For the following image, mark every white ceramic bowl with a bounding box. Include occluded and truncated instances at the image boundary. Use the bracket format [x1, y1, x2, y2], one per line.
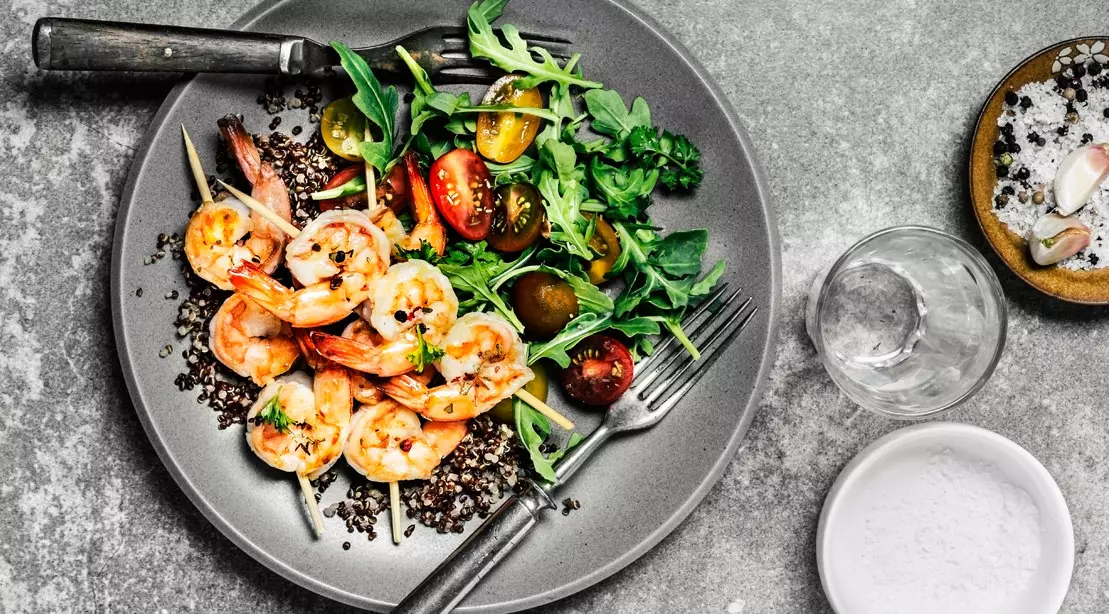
[817, 423, 1074, 614]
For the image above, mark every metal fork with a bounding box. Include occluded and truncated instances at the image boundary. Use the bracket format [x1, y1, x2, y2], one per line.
[392, 285, 758, 614]
[32, 18, 572, 82]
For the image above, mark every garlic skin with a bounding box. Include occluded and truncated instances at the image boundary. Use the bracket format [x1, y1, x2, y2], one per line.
[1027, 212, 1092, 265]
[1054, 143, 1109, 216]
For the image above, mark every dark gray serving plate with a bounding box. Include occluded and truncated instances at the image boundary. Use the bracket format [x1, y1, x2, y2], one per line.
[110, 0, 780, 610]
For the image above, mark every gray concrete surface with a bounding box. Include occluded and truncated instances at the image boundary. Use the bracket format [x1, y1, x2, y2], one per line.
[3, 0, 1108, 612]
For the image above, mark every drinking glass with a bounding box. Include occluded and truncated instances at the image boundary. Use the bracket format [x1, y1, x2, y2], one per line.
[806, 226, 1007, 418]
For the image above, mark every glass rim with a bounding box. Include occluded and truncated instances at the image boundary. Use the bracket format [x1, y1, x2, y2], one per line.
[811, 225, 1009, 419]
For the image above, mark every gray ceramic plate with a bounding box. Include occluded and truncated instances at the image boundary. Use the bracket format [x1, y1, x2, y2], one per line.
[111, 0, 781, 610]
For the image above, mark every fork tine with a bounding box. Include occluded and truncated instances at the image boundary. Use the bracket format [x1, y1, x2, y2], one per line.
[438, 27, 573, 48]
[641, 297, 756, 407]
[632, 284, 730, 380]
[632, 298, 730, 394]
[651, 305, 759, 414]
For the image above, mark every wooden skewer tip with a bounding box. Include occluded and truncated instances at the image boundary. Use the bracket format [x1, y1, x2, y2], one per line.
[515, 388, 574, 430]
[180, 124, 213, 204]
[215, 179, 301, 238]
[297, 472, 325, 538]
[389, 481, 403, 545]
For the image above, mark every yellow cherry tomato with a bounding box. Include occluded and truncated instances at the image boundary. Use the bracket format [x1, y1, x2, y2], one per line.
[488, 361, 549, 424]
[320, 97, 366, 161]
[476, 75, 544, 164]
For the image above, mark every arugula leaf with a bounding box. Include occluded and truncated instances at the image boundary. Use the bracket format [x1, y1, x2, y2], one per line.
[690, 260, 726, 297]
[406, 324, 445, 373]
[528, 312, 659, 367]
[514, 398, 583, 483]
[395, 240, 442, 264]
[492, 264, 613, 314]
[651, 229, 709, 277]
[588, 157, 658, 221]
[628, 126, 704, 191]
[330, 42, 399, 174]
[473, 0, 510, 22]
[538, 171, 594, 260]
[467, 2, 602, 90]
[582, 90, 651, 138]
[256, 395, 292, 433]
[439, 242, 526, 331]
[309, 174, 366, 200]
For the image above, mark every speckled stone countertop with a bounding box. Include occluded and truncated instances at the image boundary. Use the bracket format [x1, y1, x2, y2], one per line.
[3, 0, 1109, 612]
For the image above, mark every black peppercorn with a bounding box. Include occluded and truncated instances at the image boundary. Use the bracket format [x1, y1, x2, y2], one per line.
[1090, 62, 1103, 76]
[1103, 108, 1109, 119]
[994, 141, 1008, 155]
[1020, 95, 1033, 109]
[1005, 91, 1019, 105]
[342, 542, 351, 551]
[1015, 167, 1030, 181]
[1037, 137, 1047, 147]
[1002, 185, 1015, 195]
[1027, 132, 1040, 144]
[394, 310, 407, 322]
[1009, 142, 1021, 154]
[1077, 89, 1089, 103]
[997, 165, 1009, 178]
[1075, 64, 1087, 78]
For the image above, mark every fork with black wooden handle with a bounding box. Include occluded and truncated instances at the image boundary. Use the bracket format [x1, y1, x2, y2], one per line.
[392, 285, 758, 614]
[32, 18, 571, 82]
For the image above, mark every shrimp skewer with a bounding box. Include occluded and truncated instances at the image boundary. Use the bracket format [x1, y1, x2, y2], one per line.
[182, 120, 291, 290]
[373, 153, 448, 257]
[344, 398, 467, 542]
[310, 260, 459, 376]
[210, 293, 300, 385]
[246, 366, 353, 536]
[229, 209, 391, 327]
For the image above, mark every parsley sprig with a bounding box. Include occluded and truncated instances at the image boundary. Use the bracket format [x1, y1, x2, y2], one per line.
[406, 324, 445, 373]
[256, 395, 293, 433]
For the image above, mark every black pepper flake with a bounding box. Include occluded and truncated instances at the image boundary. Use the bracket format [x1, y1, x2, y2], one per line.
[997, 165, 1009, 178]
[404, 525, 415, 538]
[1015, 167, 1030, 181]
[1002, 185, 1015, 196]
[292, 126, 303, 136]
[311, 243, 322, 252]
[394, 310, 407, 322]
[1027, 132, 1040, 144]
[342, 542, 351, 551]
[1020, 95, 1033, 109]
[329, 277, 343, 291]
[1082, 133, 1094, 145]
[136, 288, 143, 297]
[1090, 62, 1104, 76]
[1091, 253, 1100, 266]
[993, 141, 1008, 155]
[1077, 89, 1089, 103]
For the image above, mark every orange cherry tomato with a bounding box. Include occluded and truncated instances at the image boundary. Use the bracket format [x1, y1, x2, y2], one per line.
[476, 75, 544, 164]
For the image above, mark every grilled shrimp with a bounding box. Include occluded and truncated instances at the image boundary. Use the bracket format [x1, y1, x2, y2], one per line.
[246, 365, 353, 479]
[210, 293, 300, 385]
[380, 312, 533, 421]
[344, 399, 467, 482]
[309, 260, 459, 377]
[229, 209, 391, 327]
[183, 116, 291, 289]
[370, 153, 449, 257]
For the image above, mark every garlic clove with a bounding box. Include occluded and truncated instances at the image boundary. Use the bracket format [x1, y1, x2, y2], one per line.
[1054, 143, 1109, 215]
[1027, 212, 1092, 265]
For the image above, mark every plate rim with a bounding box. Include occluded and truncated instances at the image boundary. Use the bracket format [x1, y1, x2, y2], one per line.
[969, 35, 1109, 305]
[815, 422, 1075, 614]
[109, 0, 782, 610]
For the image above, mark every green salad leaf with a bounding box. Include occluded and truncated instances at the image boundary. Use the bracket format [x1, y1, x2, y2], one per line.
[440, 242, 526, 332]
[514, 397, 584, 483]
[467, 2, 602, 91]
[528, 312, 658, 367]
[582, 89, 651, 138]
[330, 41, 399, 174]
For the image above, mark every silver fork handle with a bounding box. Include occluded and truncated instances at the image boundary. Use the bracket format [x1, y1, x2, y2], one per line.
[32, 18, 306, 74]
[393, 423, 615, 614]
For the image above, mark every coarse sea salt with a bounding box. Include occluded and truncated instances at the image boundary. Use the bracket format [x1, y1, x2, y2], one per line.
[844, 447, 1042, 614]
[992, 70, 1109, 270]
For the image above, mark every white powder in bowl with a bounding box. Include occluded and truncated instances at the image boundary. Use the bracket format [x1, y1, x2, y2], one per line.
[841, 447, 1042, 614]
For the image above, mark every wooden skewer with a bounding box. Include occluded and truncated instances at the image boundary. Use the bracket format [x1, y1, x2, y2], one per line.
[364, 125, 379, 213]
[216, 179, 302, 239]
[297, 472, 325, 538]
[180, 124, 213, 204]
[515, 388, 574, 430]
[389, 481, 403, 544]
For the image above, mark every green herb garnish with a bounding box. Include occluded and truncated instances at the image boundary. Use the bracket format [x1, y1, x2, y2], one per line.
[329, 41, 399, 174]
[514, 397, 584, 483]
[406, 324, 445, 373]
[257, 395, 293, 433]
[439, 242, 527, 332]
[395, 240, 442, 264]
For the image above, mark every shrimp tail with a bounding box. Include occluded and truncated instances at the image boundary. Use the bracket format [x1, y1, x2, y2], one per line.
[402, 153, 447, 256]
[229, 262, 293, 321]
[378, 374, 431, 410]
[293, 328, 328, 371]
[218, 114, 263, 184]
[310, 331, 417, 377]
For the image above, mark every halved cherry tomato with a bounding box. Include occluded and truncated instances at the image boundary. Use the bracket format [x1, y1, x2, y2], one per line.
[477, 75, 544, 164]
[320, 97, 366, 161]
[488, 361, 549, 423]
[586, 215, 622, 284]
[511, 272, 579, 339]
[560, 335, 634, 406]
[429, 149, 494, 241]
[318, 163, 409, 213]
[488, 182, 545, 252]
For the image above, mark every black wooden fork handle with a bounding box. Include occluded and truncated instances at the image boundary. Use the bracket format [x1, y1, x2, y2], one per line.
[33, 18, 307, 74]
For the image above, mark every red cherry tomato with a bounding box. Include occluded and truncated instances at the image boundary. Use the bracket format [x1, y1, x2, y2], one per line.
[318, 164, 408, 213]
[560, 335, 634, 406]
[429, 149, 494, 240]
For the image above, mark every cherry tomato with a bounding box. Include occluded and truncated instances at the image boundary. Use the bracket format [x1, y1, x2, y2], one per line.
[429, 149, 495, 240]
[488, 183, 545, 252]
[560, 335, 634, 406]
[488, 361, 549, 424]
[320, 97, 366, 161]
[586, 215, 622, 284]
[318, 163, 409, 213]
[511, 272, 579, 339]
[477, 75, 544, 164]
